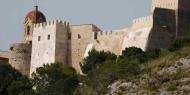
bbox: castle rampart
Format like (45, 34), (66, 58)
(9, 43), (32, 75)
(132, 15), (153, 29)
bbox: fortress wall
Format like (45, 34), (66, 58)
(70, 24), (130, 73)
(151, 0), (178, 13)
(70, 24), (97, 73)
(9, 43), (31, 75)
(132, 15), (153, 29)
(31, 20), (69, 74)
(94, 33), (124, 55)
(121, 27), (152, 51)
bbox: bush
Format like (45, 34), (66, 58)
(146, 48), (160, 59)
(80, 49), (117, 74)
(0, 62), (34, 95)
(119, 47), (160, 63)
(32, 63), (79, 95)
(169, 36), (190, 51)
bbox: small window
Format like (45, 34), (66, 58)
(78, 34), (81, 39)
(29, 41), (32, 44)
(38, 36), (41, 41)
(94, 32), (98, 40)
(68, 33), (71, 40)
(48, 35), (50, 40)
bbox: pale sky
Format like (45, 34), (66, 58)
(0, 0), (151, 50)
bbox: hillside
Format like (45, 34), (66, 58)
(106, 47), (190, 95)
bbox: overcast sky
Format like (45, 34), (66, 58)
(0, 0), (151, 50)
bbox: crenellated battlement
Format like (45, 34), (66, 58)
(132, 15), (153, 29)
(97, 30), (115, 36)
(132, 15), (153, 25)
(34, 20), (69, 28)
(151, 0), (178, 12)
(96, 30), (123, 37)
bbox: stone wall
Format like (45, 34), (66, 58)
(9, 43), (32, 75)
(70, 24), (98, 73)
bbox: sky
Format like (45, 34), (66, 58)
(0, 0), (151, 51)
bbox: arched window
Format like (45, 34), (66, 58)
(78, 34), (81, 39)
(27, 26), (30, 35)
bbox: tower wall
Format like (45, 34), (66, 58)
(177, 0), (190, 36)
(9, 43), (32, 75)
(24, 21), (34, 43)
(178, 0), (190, 12)
(30, 20), (69, 74)
(147, 8), (176, 49)
(70, 24), (97, 73)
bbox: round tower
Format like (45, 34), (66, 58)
(9, 43), (32, 76)
(24, 6), (46, 43)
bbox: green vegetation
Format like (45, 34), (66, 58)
(77, 47), (161, 94)
(0, 62), (34, 95)
(0, 62), (78, 95)
(32, 63), (79, 95)
(80, 49), (117, 74)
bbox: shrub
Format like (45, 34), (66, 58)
(32, 63), (79, 95)
(0, 62), (34, 95)
(120, 47), (147, 63)
(169, 36), (190, 51)
(80, 49), (117, 74)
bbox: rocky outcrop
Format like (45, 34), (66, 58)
(106, 57), (190, 95)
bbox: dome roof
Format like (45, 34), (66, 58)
(25, 6), (46, 23)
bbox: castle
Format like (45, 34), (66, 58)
(1, 0), (190, 75)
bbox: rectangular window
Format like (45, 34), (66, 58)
(38, 36), (41, 41)
(94, 32), (98, 40)
(48, 35), (50, 40)
(78, 34), (81, 39)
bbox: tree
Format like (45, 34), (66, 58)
(119, 47), (147, 63)
(0, 62), (34, 95)
(32, 63), (79, 95)
(80, 49), (117, 74)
